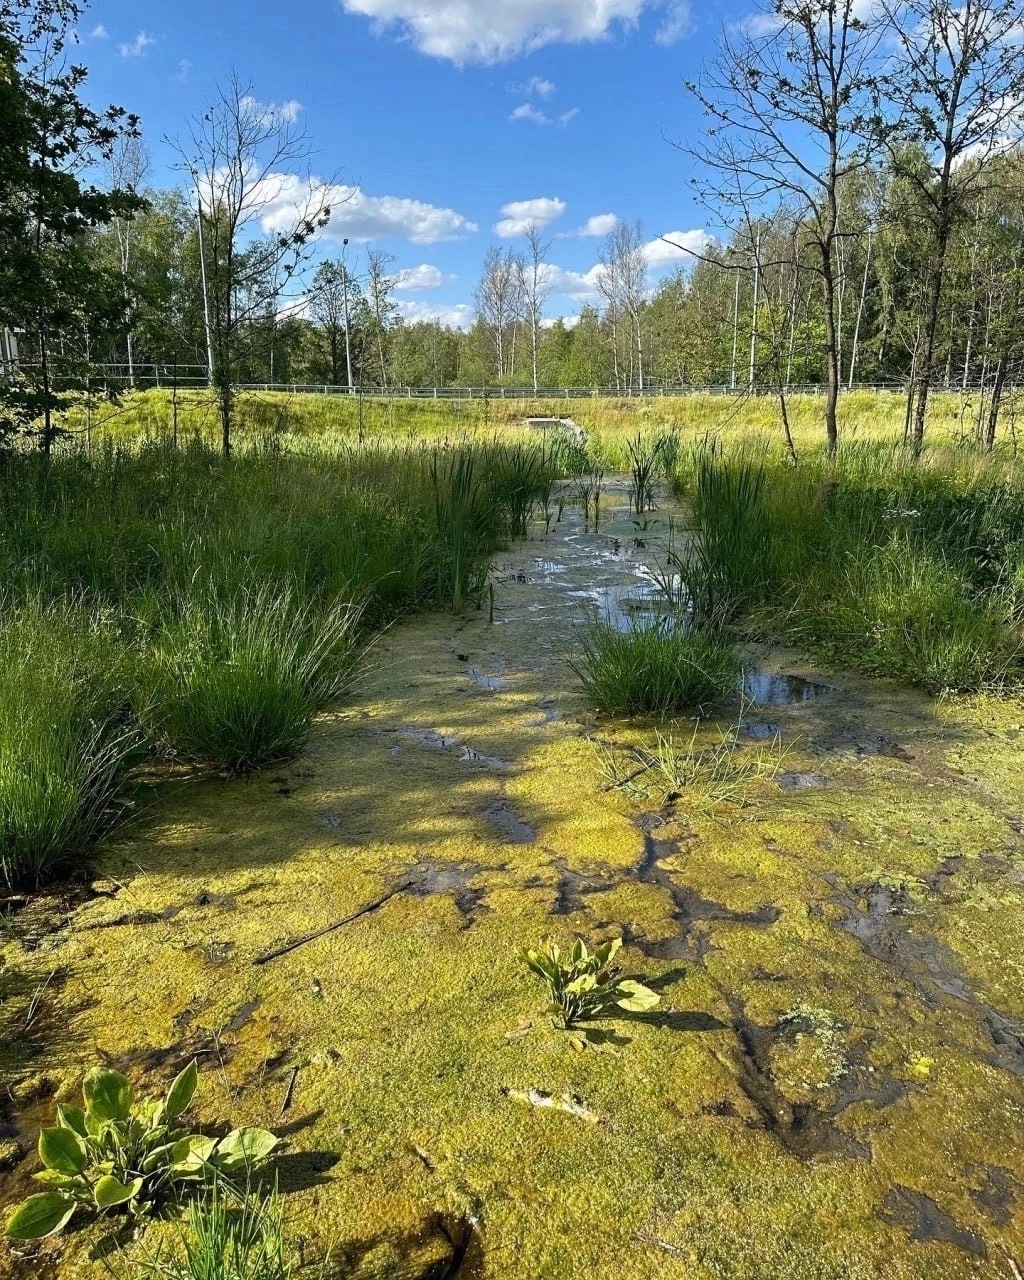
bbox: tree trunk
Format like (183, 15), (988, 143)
(911, 212), (952, 456)
(985, 356), (1007, 452)
(820, 243), (840, 461)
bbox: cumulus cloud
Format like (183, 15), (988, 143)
(89, 23), (108, 38)
(392, 263), (451, 290)
(341, 0), (655, 64)
(494, 197), (567, 237)
(510, 102), (579, 125)
(119, 30), (156, 57)
(239, 96), (303, 126)
(644, 228), (708, 267)
(540, 262), (605, 302)
(253, 174), (478, 245)
(397, 299), (475, 330)
(567, 212), (619, 237)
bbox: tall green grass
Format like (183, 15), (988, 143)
(670, 441), (1024, 692)
(570, 620), (740, 717)
(0, 436), (555, 885)
(142, 583), (364, 773)
(0, 602), (142, 888)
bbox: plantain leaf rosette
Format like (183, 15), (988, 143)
(520, 936), (660, 1029)
(4, 1061), (278, 1240)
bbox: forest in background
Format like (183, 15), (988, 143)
(3, 0), (1024, 456)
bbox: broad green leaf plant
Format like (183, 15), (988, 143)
(4, 1062), (278, 1240)
(520, 936), (660, 1029)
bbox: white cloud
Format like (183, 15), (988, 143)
(119, 30), (156, 57)
(392, 263), (451, 290)
(494, 196), (567, 237)
(511, 103), (548, 124)
(569, 212), (619, 237)
(521, 75), (556, 97)
(397, 299), (475, 330)
(176, 59), (191, 82)
(510, 102), (579, 125)
(341, 0), (653, 63)
(253, 173), (478, 244)
(540, 262), (605, 302)
(239, 95), (303, 126)
(89, 23), (108, 38)
(655, 0), (691, 43)
(644, 228), (707, 268)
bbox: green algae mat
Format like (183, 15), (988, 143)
(3, 482), (1024, 1278)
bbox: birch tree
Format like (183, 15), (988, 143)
(686, 0), (882, 457)
(598, 221), (648, 391)
(880, 0), (1024, 454)
(171, 76), (332, 456)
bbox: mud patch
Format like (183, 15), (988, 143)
(778, 772), (830, 791)
(467, 668), (512, 692)
(828, 876), (1024, 1075)
(485, 802), (537, 845)
(403, 860), (500, 922)
(397, 726), (462, 751)
(458, 746), (515, 773)
(627, 829), (780, 962)
(967, 1163), (1019, 1227)
(880, 1187), (987, 1257)
(549, 858), (620, 916)
(502, 1087), (603, 1125)
(719, 992), (906, 1162)
(740, 721), (781, 741)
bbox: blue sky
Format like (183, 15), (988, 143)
(77, 0), (754, 326)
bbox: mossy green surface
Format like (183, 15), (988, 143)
(2, 484), (1023, 1278)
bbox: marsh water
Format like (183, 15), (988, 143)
(2, 475), (1024, 1279)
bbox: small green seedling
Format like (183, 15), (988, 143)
(520, 936), (660, 1029)
(4, 1062), (278, 1240)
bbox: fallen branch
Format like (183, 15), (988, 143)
(253, 882), (411, 965)
(279, 1065), (299, 1116)
(634, 1231), (688, 1260)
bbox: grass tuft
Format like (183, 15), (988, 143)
(0, 601), (141, 889)
(570, 620), (740, 717)
(142, 581), (364, 773)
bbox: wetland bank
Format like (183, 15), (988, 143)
(1, 401), (1024, 1279)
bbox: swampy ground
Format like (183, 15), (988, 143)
(3, 479), (1024, 1279)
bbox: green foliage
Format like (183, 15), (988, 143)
(3, 1063), (278, 1240)
(0, 0), (144, 448)
(798, 535), (1019, 692)
(597, 716), (791, 806)
(570, 620), (740, 717)
(0, 436), (553, 883)
(129, 1181), (299, 1280)
(0, 600), (142, 889)
(671, 442), (1024, 692)
(430, 447), (496, 613)
(672, 449), (780, 625)
(626, 433), (661, 515)
(520, 937), (659, 1030)
(142, 581), (363, 772)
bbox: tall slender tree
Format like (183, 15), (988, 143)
(171, 76), (332, 456)
(686, 0), (881, 457)
(880, 0), (1024, 454)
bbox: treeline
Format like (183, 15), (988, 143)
(3, 0), (1024, 455)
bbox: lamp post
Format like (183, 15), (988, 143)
(341, 237), (354, 393)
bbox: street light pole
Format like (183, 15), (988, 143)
(342, 237), (354, 394)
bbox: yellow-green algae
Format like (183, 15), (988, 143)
(2, 485), (1023, 1279)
